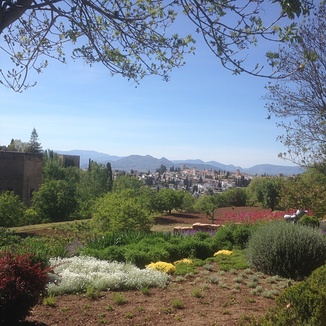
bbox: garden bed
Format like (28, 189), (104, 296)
(18, 207), (291, 326)
(24, 259), (286, 326)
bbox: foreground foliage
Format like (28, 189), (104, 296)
(265, 2), (326, 166)
(0, 252), (49, 324)
(1, 210), (326, 324)
(0, 191), (26, 227)
(247, 221), (326, 280)
(83, 231), (215, 268)
(257, 264), (326, 326)
(0, 1), (310, 91)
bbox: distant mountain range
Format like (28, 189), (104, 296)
(55, 150), (305, 176)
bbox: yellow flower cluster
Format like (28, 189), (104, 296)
(146, 261), (176, 274)
(214, 250), (233, 257)
(174, 258), (193, 265)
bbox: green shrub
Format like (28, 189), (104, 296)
(174, 262), (196, 275)
(193, 231), (212, 241)
(212, 249), (250, 271)
(15, 236), (69, 266)
(258, 264), (326, 326)
(0, 252), (49, 324)
(21, 208), (45, 225)
(85, 230), (177, 250)
(32, 179), (78, 222)
(279, 264), (326, 325)
(164, 240), (185, 262)
(0, 191), (26, 227)
(167, 235), (214, 261)
(212, 223), (255, 250)
(83, 231), (215, 266)
(247, 221), (326, 280)
(298, 215), (320, 228)
(124, 243), (171, 268)
(212, 225), (234, 250)
(191, 239), (215, 259)
(124, 249), (153, 268)
(92, 190), (153, 232)
(232, 224), (255, 249)
(0, 227), (21, 248)
(82, 246), (127, 262)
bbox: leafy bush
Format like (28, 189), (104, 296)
(233, 225), (255, 249)
(0, 252), (49, 324)
(32, 179), (79, 222)
(84, 246), (127, 262)
(221, 187), (248, 206)
(212, 225), (233, 250)
(258, 264), (326, 326)
(82, 230), (215, 266)
(247, 221), (326, 280)
(0, 227), (21, 248)
(86, 230), (178, 250)
(0, 191), (26, 227)
(191, 239), (215, 259)
(298, 215), (320, 228)
(212, 223), (256, 250)
(21, 207), (45, 225)
(92, 190), (153, 232)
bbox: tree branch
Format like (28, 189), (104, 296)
(0, 0), (34, 33)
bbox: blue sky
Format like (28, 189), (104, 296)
(0, 9), (297, 168)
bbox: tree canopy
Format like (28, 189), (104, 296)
(246, 176), (283, 210)
(0, 0), (312, 91)
(265, 2), (326, 167)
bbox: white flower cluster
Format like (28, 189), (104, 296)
(47, 256), (170, 295)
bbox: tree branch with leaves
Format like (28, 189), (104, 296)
(0, 0), (195, 91)
(0, 0), (312, 91)
(265, 1), (326, 167)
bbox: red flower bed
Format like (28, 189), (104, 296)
(218, 208), (312, 224)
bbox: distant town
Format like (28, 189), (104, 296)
(0, 149), (304, 206)
(133, 164), (252, 195)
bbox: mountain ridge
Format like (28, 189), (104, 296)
(55, 150), (304, 176)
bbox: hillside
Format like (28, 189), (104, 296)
(55, 150), (304, 175)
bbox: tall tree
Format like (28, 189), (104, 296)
(246, 177), (283, 211)
(78, 161), (113, 217)
(155, 188), (184, 214)
(32, 179), (78, 222)
(265, 2), (326, 167)
(280, 166), (326, 217)
(194, 193), (224, 223)
(0, 0), (311, 91)
(112, 175), (143, 193)
(28, 128), (42, 153)
(221, 188), (248, 207)
(92, 189), (153, 232)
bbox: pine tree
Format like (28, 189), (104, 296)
(28, 128), (42, 153)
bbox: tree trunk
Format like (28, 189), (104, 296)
(0, 0), (34, 34)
